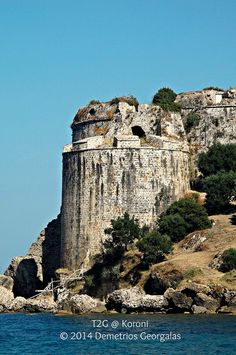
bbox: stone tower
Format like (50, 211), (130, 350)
(61, 98), (190, 271)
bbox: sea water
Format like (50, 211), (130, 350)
(0, 313), (235, 354)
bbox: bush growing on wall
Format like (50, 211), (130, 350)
(184, 112), (200, 133)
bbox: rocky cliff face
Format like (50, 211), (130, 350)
(5, 215), (61, 298)
(176, 88), (236, 177)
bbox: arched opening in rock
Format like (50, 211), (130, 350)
(89, 108), (96, 115)
(131, 126), (146, 138)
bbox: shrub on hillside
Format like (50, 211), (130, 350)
(204, 171), (236, 214)
(220, 248), (236, 272)
(158, 213), (187, 242)
(152, 87), (181, 112)
(137, 230), (173, 266)
(158, 198), (212, 241)
(184, 267), (203, 280)
(198, 143), (236, 177)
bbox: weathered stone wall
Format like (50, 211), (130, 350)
(183, 106), (236, 149)
(73, 119), (111, 142)
(181, 106), (236, 177)
(61, 146), (189, 271)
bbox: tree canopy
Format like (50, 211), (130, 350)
(152, 87), (181, 112)
(198, 143), (236, 177)
(204, 171), (236, 214)
(158, 198), (212, 241)
(137, 230), (173, 265)
(103, 212), (141, 260)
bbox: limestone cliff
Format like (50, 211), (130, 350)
(176, 88), (236, 177)
(5, 215), (61, 297)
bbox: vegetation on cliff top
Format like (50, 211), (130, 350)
(152, 87), (181, 112)
(109, 96), (139, 110)
(202, 86), (224, 91)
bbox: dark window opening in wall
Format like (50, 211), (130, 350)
(89, 108), (96, 115)
(131, 126), (146, 138)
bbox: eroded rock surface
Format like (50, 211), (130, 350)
(4, 215), (61, 298)
(0, 275), (13, 291)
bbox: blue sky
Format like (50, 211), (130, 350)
(0, 0), (235, 272)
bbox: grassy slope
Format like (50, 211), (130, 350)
(120, 213), (236, 290)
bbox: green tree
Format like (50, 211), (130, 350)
(137, 230), (173, 266)
(104, 212), (141, 260)
(158, 213), (187, 242)
(204, 171), (236, 214)
(220, 248), (236, 272)
(198, 143), (236, 177)
(158, 198), (212, 241)
(152, 87), (181, 112)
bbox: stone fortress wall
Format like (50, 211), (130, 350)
(61, 100), (190, 270)
(61, 89), (236, 271)
(177, 88), (236, 177)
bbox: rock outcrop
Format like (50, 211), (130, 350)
(4, 215), (61, 298)
(177, 88), (236, 177)
(144, 267), (183, 294)
(105, 283), (236, 314)
(4, 256), (43, 298)
(106, 287), (174, 314)
(164, 288), (193, 312)
(56, 288), (97, 314)
(0, 286), (14, 312)
(69, 295), (97, 314)
(106, 287), (145, 312)
(0, 275), (13, 291)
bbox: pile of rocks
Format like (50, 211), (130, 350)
(105, 283), (236, 314)
(0, 276), (100, 314)
(1, 272), (235, 315)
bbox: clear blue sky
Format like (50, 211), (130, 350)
(0, 0), (235, 272)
